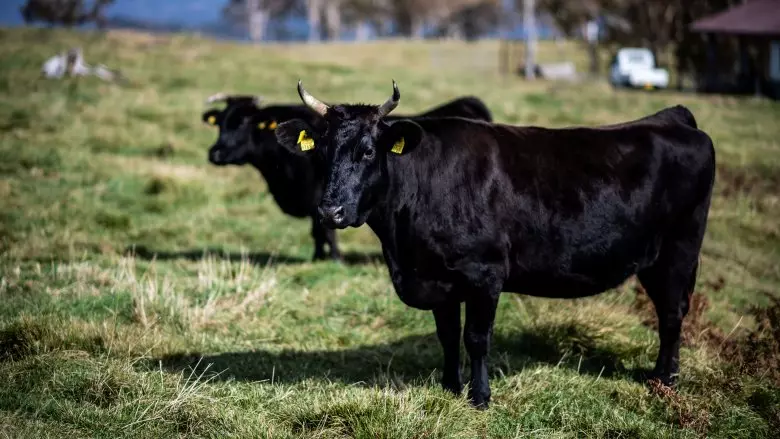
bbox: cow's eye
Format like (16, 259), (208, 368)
(363, 148), (375, 160)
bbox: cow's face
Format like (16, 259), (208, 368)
(202, 95), (279, 166)
(276, 81), (421, 228)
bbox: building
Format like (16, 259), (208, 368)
(690, 0), (780, 99)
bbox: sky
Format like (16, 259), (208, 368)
(0, 0), (221, 27)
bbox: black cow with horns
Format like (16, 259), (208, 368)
(274, 81), (716, 408)
(201, 92), (492, 261)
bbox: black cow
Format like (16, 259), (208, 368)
(201, 92), (492, 261)
(275, 81), (716, 408)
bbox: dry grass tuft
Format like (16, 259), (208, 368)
(648, 378), (711, 435)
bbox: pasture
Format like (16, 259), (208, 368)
(1, 27), (779, 438)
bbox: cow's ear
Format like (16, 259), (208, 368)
(378, 120), (423, 156)
(202, 109), (221, 127)
(275, 119), (320, 154)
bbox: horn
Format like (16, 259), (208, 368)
(297, 80), (329, 116)
(205, 93), (263, 106)
(204, 92), (228, 104)
(377, 80), (400, 117)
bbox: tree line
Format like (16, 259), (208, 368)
(22, 0), (746, 87)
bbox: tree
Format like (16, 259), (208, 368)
(536, 0), (746, 87)
(222, 0), (297, 41)
(20, 0), (115, 28)
(523, 0), (537, 79)
(341, 0), (391, 40)
(391, 0), (499, 39)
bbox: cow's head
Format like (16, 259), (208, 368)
(275, 81), (422, 228)
(201, 93), (280, 165)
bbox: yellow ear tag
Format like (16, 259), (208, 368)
(257, 121), (267, 129)
(297, 130), (315, 151)
(390, 137), (405, 154)
(268, 121), (277, 130)
(207, 115), (216, 125)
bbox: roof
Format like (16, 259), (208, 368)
(690, 0), (780, 37)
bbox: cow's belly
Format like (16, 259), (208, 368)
(389, 275), (458, 310)
(503, 235), (661, 298)
(502, 269), (636, 298)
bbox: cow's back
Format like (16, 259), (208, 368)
(384, 113), (714, 297)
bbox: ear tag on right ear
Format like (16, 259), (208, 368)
(390, 137), (405, 154)
(297, 130), (315, 151)
(207, 115), (216, 125)
(258, 121), (267, 129)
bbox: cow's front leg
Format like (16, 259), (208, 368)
(433, 300), (462, 394)
(463, 293), (499, 409)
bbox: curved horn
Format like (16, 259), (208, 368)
(377, 80), (400, 117)
(204, 92), (228, 104)
(297, 80), (329, 116)
(204, 93), (263, 106)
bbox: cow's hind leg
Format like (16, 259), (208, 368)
(638, 209), (707, 385)
(310, 214), (343, 261)
(324, 228), (341, 260)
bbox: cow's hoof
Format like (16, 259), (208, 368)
(646, 370), (677, 388)
(468, 391), (490, 409)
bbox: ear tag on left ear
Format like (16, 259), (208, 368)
(207, 115), (216, 125)
(297, 130), (315, 151)
(268, 121), (277, 130)
(257, 121), (267, 129)
(390, 137), (405, 154)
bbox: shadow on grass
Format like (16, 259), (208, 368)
(125, 245), (385, 266)
(154, 323), (651, 387)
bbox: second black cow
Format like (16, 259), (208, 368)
(201, 92), (492, 260)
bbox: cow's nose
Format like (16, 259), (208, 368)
(318, 205), (345, 226)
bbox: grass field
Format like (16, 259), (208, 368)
(1, 27), (779, 438)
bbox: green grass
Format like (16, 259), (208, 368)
(1, 27), (779, 438)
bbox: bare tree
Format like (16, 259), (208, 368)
(20, 0), (115, 28)
(323, 0), (343, 40)
(223, 0), (296, 41)
(523, 0), (537, 79)
(306, 0), (323, 41)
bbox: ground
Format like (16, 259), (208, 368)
(1, 28), (779, 438)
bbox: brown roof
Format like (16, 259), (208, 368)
(691, 0), (780, 36)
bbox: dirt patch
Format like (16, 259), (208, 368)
(720, 295), (780, 386)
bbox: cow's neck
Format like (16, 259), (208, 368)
(366, 146), (438, 246)
(245, 138), (282, 174)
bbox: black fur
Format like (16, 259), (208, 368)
(202, 96), (493, 260)
(276, 88), (716, 408)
